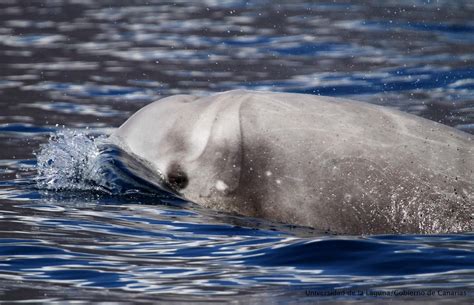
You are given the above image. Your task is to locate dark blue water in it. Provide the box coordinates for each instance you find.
[0,0,473,303]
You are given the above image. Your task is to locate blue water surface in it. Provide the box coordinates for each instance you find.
[0,0,473,304]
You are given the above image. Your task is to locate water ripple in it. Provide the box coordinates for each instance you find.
[0,0,473,303]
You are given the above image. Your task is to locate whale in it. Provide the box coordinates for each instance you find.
[111,90,473,234]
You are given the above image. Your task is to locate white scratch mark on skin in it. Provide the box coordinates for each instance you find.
[256,95,301,111]
[283,175,304,182]
[215,180,228,192]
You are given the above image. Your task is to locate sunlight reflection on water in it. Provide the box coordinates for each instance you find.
[0,0,473,303]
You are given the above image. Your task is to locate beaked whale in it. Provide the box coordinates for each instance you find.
[111,90,473,234]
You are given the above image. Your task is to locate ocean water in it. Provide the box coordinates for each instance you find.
[0,0,473,304]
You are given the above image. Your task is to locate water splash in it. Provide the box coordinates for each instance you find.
[35,129,175,197]
[35,130,105,192]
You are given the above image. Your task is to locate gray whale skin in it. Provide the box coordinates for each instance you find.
[112,90,473,234]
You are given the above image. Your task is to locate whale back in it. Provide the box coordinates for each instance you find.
[235,91,473,233]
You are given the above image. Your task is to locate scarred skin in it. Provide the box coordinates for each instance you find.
[111,90,473,234]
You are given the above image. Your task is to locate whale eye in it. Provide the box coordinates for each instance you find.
[167,163,189,190]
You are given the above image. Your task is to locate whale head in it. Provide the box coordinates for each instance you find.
[112,93,244,207]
